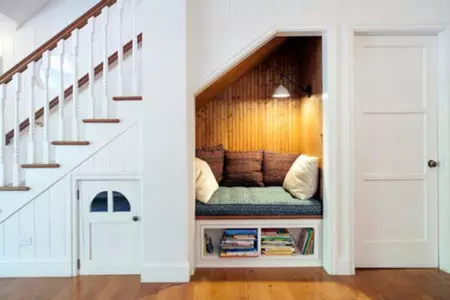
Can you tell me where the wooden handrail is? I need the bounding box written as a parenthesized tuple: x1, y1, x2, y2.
(5, 33, 143, 145)
(0, 0, 118, 85)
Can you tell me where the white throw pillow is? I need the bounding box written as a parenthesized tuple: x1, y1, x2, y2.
(283, 155, 319, 200)
(195, 158, 219, 203)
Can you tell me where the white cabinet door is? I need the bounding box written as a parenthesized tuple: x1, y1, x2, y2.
(354, 35, 438, 267)
(79, 180, 141, 275)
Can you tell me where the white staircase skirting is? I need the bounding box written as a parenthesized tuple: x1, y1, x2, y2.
(0, 118, 138, 223)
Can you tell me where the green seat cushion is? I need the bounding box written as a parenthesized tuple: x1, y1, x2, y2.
(196, 187, 322, 216)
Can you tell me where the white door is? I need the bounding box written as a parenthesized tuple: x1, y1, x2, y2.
(79, 180, 141, 275)
(354, 35, 438, 267)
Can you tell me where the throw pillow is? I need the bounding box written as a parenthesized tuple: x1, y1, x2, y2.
(195, 158, 219, 203)
(223, 150, 264, 187)
(283, 154, 319, 200)
(263, 151, 299, 186)
(196, 144, 224, 182)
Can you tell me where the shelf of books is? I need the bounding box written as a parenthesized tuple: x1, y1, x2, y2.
(197, 220, 322, 268)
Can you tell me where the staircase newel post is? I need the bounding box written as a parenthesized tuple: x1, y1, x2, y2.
(117, 0, 124, 96)
(0, 84, 5, 186)
(28, 61, 36, 164)
(102, 7, 109, 119)
(132, 0, 138, 95)
(88, 17, 95, 119)
(12, 73, 21, 186)
(42, 51, 51, 164)
(72, 29, 80, 141)
(58, 40, 65, 141)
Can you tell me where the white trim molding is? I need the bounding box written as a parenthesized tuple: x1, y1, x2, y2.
(191, 25, 343, 275)
(0, 261, 73, 278)
(141, 262, 190, 283)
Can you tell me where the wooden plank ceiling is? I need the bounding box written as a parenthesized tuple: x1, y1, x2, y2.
(195, 37, 287, 109)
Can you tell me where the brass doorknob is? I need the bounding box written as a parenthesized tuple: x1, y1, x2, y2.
(428, 160, 439, 168)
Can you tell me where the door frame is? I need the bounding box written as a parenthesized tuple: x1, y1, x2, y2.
(347, 25, 450, 272)
(70, 174, 142, 276)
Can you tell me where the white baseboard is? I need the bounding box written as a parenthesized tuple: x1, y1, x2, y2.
(141, 262, 190, 283)
(0, 261, 73, 277)
(335, 258, 355, 275)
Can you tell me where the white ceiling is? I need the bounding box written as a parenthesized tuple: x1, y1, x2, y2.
(0, 0, 50, 26)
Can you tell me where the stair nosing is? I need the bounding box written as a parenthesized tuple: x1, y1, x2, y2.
(82, 119, 120, 123)
(113, 96, 143, 101)
(21, 163, 61, 169)
(0, 186, 30, 191)
(52, 141, 90, 146)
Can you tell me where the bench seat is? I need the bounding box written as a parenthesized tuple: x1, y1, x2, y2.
(196, 187, 322, 218)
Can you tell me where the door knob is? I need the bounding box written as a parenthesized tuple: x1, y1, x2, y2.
(428, 160, 439, 168)
(132, 216, 140, 222)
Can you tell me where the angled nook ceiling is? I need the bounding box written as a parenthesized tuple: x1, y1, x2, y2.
(195, 36, 287, 109)
(0, 0, 49, 26)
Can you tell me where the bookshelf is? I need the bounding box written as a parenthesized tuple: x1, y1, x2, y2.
(196, 219, 322, 268)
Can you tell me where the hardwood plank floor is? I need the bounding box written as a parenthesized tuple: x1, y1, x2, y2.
(1, 268, 450, 300)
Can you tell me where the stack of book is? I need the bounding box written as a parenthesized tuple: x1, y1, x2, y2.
(297, 228, 315, 255)
(261, 228, 296, 256)
(219, 229, 258, 258)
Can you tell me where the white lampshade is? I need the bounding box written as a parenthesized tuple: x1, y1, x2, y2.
(272, 84, 290, 98)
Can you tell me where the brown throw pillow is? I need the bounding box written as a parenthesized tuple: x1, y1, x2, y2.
(196, 144, 224, 182)
(223, 150, 264, 187)
(263, 151, 299, 186)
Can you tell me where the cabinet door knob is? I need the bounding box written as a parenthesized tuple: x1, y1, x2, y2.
(428, 160, 439, 168)
(132, 216, 140, 222)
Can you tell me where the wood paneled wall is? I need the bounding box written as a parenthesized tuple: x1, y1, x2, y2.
(196, 37, 322, 159)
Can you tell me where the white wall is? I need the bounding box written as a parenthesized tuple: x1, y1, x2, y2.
(0, 15, 16, 74)
(141, 0, 190, 283)
(6, 0, 98, 71)
(186, 0, 450, 276)
(0, 123, 141, 277)
(189, 0, 450, 93)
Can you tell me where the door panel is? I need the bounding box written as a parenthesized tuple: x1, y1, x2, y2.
(354, 35, 438, 267)
(79, 180, 141, 275)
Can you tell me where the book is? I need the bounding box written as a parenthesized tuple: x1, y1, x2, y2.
(302, 229, 315, 255)
(224, 229, 258, 236)
(220, 249, 258, 257)
(297, 229, 308, 252)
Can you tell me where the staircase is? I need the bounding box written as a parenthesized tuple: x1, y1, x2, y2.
(0, 0, 143, 222)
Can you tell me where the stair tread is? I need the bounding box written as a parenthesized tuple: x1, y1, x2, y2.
(83, 119, 120, 123)
(0, 186, 30, 191)
(22, 163, 60, 168)
(113, 96, 143, 101)
(52, 141, 90, 146)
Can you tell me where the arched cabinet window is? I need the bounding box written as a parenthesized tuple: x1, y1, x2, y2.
(113, 191, 131, 212)
(90, 191, 108, 212)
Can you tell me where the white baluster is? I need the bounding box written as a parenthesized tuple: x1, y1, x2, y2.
(117, 0, 124, 96)
(132, 0, 138, 95)
(28, 62, 36, 164)
(88, 17, 95, 119)
(58, 40, 65, 140)
(0, 84, 5, 186)
(72, 29, 79, 141)
(12, 73, 21, 186)
(102, 7, 109, 118)
(42, 51, 51, 164)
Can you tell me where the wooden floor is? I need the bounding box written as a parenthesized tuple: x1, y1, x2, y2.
(1, 268, 450, 300)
